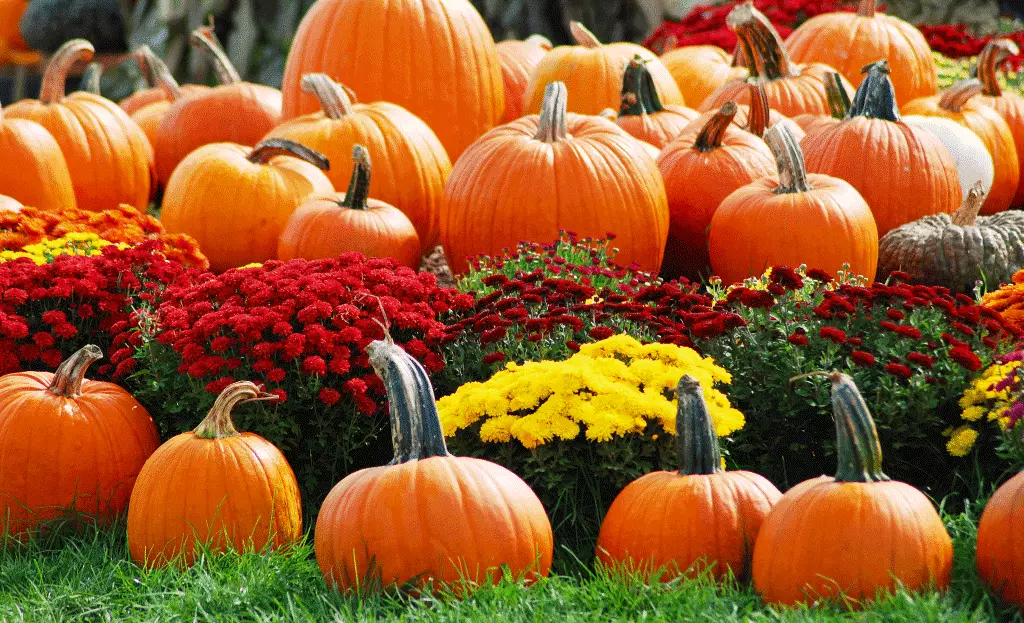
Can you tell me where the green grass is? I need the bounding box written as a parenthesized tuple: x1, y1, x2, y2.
(0, 505, 1020, 622)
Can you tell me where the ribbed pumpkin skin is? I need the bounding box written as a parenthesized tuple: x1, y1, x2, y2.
(0, 112, 75, 211)
(977, 92, 1024, 207)
(617, 106, 699, 150)
(701, 64, 849, 118)
(902, 115, 994, 198)
(976, 470, 1024, 608)
(316, 455, 552, 590)
(281, 0, 504, 161)
(161, 142, 333, 272)
(497, 37, 551, 123)
(661, 45, 746, 109)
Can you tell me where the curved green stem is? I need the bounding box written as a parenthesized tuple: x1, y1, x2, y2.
(676, 375, 723, 475)
(47, 345, 102, 398)
(193, 381, 278, 439)
(619, 55, 665, 117)
(848, 61, 899, 121)
(340, 145, 372, 210)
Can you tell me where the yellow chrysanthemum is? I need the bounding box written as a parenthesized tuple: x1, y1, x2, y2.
(946, 426, 979, 457)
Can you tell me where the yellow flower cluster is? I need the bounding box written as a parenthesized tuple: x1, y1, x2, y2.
(946, 360, 1021, 456)
(0, 232, 128, 265)
(437, 334, 744, 449)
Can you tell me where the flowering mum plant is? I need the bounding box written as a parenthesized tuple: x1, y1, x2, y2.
(955, 356, 1024, 467)
(981, 269, 1024, 332)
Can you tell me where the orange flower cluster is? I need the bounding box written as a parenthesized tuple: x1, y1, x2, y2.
(981, 270, 1024, 333)
(0, 205, 208, 270)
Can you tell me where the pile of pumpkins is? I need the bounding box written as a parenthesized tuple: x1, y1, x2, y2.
(4, 338, 1024, 608)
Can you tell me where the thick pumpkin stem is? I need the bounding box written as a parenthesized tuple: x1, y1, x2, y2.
(619, 56, 665, 117)
(367, 339, 451, 464)
(569, 21, 602, 48)
(731, 43, 748, 69)
(977, 39, 1020, 97)
(135, 45, 182, 101)
(78, 62, 102, 95)
(950, 181, 987, 227)
(340, 145, 372, 210)
(248, 138, 330, 171)
(856, 0, 877, 17)
(524, 34, 553, 50)
(46, 344, 102, 398)
(939, 79, 985, 113)
(676, 375, 723, 475)
(848, 60, 900, 121)
(726, 2, 794, 81)
(189, 25, 241, 85)
(826, 72, 851, 119)
(826, 371, 889, 483)
(132, 45, 159, 86)
(193, 381, 278, 439)
(300, 73, 355, 119)
(694, 101, 739, 152)
(40, 39, 95, 104)
(746, 83, 769, 137)
(765, 123, 813, 194)
(535, 82, 569, 142)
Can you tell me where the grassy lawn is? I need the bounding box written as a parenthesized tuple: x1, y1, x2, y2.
(0, 504, 1019, 622)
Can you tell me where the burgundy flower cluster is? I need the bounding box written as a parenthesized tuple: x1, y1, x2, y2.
(920, 24, 1024, 67)
(0, 241, 201, 379)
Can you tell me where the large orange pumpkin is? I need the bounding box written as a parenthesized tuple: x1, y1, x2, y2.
(4, 39, 154, 212)
(903, 79, 1020, 215)
(801, 61, 963, 236)
(973, 39, 1024, 207)
(315, 339, 553, 591)
(709, 124, 878, 283)
(0, 345, 160, 536)
(154, 26, 282, 188)
(785, 0, 937, 107)
(752, 372, 953, 606)
(0, 100, 75, 211)
(701, 3, 853, 118)
(661, 43, 747, 110)
(264, 73, 450, 249)
(596, 375, 781, 582)
(523, 22, 684, 116)
(658, 101, 775, 280)
(498, 35, 552, 123)
(615, 55, 699, 150)
(127, 381, 302, 568)
(441, 82, 669, 274)
(120, 46, 207, 118)
(161, 138, 333, 272)
(976, 470, 1024, 608)
(278, 145, 422, 267)
(281, 0, 503, 160)
(129, 49, 210, 153)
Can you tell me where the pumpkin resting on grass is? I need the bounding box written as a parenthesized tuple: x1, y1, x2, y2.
(977, 469, 1024, 609)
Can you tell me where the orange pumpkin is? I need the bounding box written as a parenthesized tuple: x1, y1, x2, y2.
(316, 339, 553, 591)
(0, 0, 36, 64)
(785, 0, 937, 107)
(264, 73, 450, 249)
(0, 100, 75, 211)
(0, 345, 160, 536)
(498, 35, 552, 123)
(596, 375, 781, 581)
(752, 372, 953, 606)
(154, 26, 282, 188)
(903, 79, 1019, 215)
(973, 39, 1024, 207)
(4, 39, 154, 212)
(976, 469, 1024, 608)
(801, 62, 963, 236)
(0, 194, 22, 212)
(709, 124, 878, 283)
(615, 55, 699, 150)
(161, 138, 334, 272)
(129, 49, 210, 154)
(278, 145, 422, 267)
(523, 22, 684, 116)
(281, 0, 504, 161)
(661, 43, 747, 110)
(127, 382, 302, 568)
(701, 3, 853, 118)
(120, 46, 207, 117)
(441, 82, 669, 274)
(658, 102, 775, 280)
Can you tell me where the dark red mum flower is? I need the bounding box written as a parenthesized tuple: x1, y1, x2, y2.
(819, 326, 847, 344)
(949, 346, 982, 371)
(851, 350, 876, 367)
(906, 352, 935, 368)
(884, 363, 912, 378)
(788, 332, 808, 346)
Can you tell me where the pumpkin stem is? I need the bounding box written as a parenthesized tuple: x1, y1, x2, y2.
(746, 83, 769, 137)
(300, 73, 356, 119)
(132, 45, 159, 86)
(619, 55, 665, 117)
(340, 145, 372, 210)
(133, 45, 182, 101)
(676, 375, 723, 475)
(46, 344, 102, 398)
(765, 123, 813, 194)
(731, 42, 748, 69)
(535, 82, 569, 142)
(247, 138, 330, 171)
(847, 60, 899, 121)
(726, 2, 794, 81)
(366, 340, 451, 464)
(524, 34, 553, 50)
(78, 62, 102, 95)
(824, 371, 890, 483)
(193, 381, 278, 439)
(950, 181, 987, 227)
(977, 39, 1020, 97)
(856, 0, 877, 17)
(938, 79, 984, 113)
(569, 21, 602, 49)
(40, 39, 95, 105)
(825, 72, 851, 119)
(189, 24, 241, 85)
(694, 101, 739, 152)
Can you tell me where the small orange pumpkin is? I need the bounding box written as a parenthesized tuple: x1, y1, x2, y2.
(973, 39, 1024, 207)
(976, 469, 1024, 608)
(127, 382, 302, 568)
(614, 55, 699, 150)
(278, 145, 421, 267)
(497, 35, 552, 123)
(119, 46, 206, 116)
(129, 48, 210, 154)
(0, 99, 75, 211)
(0, 345, 160, 536)
(660, 43, 747, 110)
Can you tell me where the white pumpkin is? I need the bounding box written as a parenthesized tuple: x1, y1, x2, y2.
(903, 115, 994, 198)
